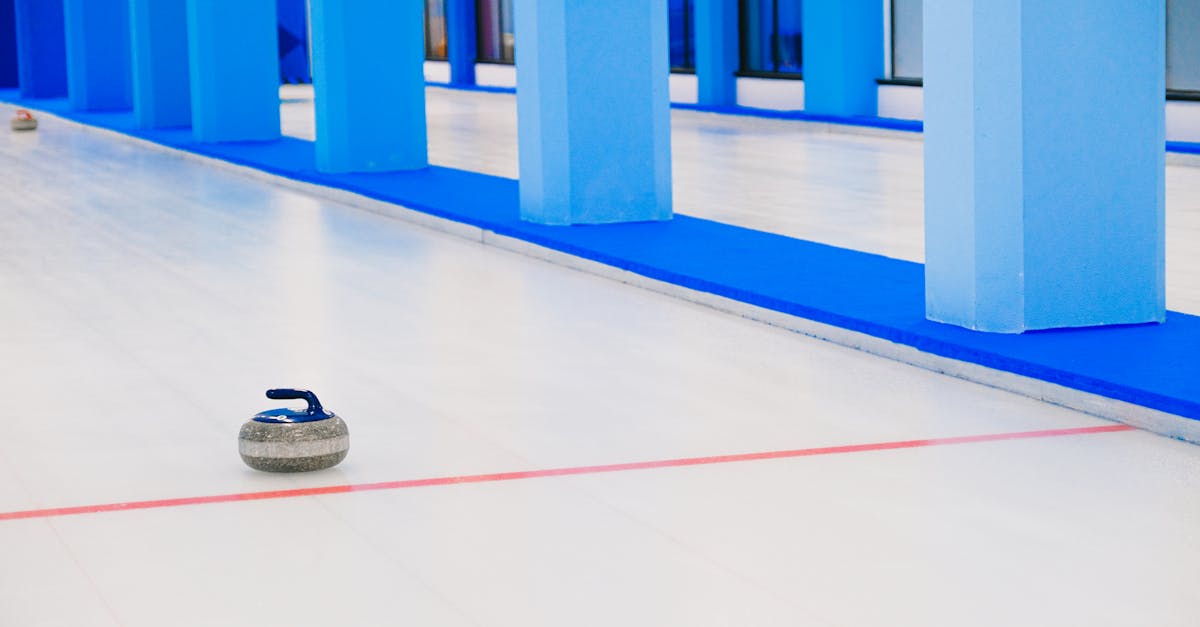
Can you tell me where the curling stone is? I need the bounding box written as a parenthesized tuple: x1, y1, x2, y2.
(10, 109, 37, 132)
(239, 389, 349, 472)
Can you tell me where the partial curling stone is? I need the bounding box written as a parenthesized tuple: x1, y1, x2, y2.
(239, 389, 349, 472)
(11, 109, 37, 132)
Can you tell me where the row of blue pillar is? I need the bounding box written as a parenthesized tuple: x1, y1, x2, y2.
(6, 0, 1167, 334)
(437, 0, 884, 117)
(692, 0, 883, 116)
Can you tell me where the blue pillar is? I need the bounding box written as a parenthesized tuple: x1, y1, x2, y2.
(801, 0, 882, 116)
(63, 0, 132, 111)
(515, 0, 672, 225)
(694, 0, 737, 107)
(13, 0, 68, 98)
(185, 0, 279, 143)
(446, 0, 476, 86)
(308, 0, 426, 173)
(129, 0, 191, 129)
(0, 0, 17, 88)
(924, 0, 1165, 333)
(277, 0, 310, 83)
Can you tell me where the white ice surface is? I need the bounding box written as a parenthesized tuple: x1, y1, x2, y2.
(0, 103, 1198, 627)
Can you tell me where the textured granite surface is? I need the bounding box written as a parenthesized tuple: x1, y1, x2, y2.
(238, 415, 349, 472)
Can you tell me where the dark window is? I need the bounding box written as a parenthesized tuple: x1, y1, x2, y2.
(477, 0, 514, 64)
(425, 0, 448, 61)
(670, 0, 696, 71)
(739, 0, 802, 76)
(891, 0, 922, 80)
(887, 0, 1198, 93)
(1168, 0, 1200, 94)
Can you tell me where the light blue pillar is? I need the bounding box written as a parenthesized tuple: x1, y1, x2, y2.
(694, 0, 737, 108)
(801, 0, 882, 116)
(924, 0, 1165, 333)
(446, 0, 476, 86)
(185, 0, 279, 143)
(515, 0, 672, 225)
(129, 0, 191, 129)
(63, 0, 132, 111)
(309, 0, 426, 173)
(13, 0, 68, 98)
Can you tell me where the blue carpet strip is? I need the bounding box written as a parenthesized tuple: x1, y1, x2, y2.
(4, 90, 1198, 423)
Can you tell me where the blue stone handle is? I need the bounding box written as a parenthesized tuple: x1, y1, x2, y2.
(265, 389, 325, 416)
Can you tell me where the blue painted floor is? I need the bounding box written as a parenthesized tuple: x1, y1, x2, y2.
(4, 89, 1199, 426)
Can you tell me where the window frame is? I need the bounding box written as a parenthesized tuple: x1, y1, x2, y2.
(887, 0, 921, 82)
(669, 0, 697, 73)
(1167, 0, 1200, 98)
(475, 0, 515, 65)
(424, 0, 448, 62)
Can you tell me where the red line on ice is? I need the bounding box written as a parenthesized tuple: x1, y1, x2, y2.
(0, 424, 1134, 522)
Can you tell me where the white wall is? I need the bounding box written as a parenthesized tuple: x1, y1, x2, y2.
(466, 65, 697, 102)
(423, 66, 1199, 144)
(1167, 100, 1200, 144)
(475, 63, 517, 88)
(877, 84, 923, 121)
(421, 66, 692, 105)
(736, 77, 805, 111)
(877, 84, 1200, 143)
(669, 74, 698, 105)
(423, 61, 451, 84)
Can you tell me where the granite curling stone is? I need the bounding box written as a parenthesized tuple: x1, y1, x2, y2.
(11, 109, 37, 132)
(239, 389, 349, 472)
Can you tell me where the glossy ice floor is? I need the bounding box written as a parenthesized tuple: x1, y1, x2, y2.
(2, 104, 1199, 627)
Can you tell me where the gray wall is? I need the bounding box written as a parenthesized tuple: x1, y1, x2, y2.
(891, 0, 921, 79)
(893, 0, 1197, 91)
(1168, 0, 1200, 91)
